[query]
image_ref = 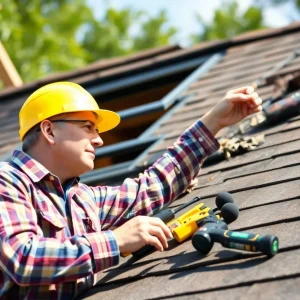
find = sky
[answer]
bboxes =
[86,0,297,46]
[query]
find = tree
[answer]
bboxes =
[0,0,93,82]
[82,8,139,61]
[0,1,177,84]
[191,1,266,43]
[133,10,177,51]
[81,8,177,63]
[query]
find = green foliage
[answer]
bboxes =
[191,1,266,43]
[0,1,177,84]
[133,10,177,51]
[82,8,138,61]
[0,0,92,82]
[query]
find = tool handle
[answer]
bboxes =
[152,209,175,223]
[212,229,279,257]
[131,245,155,258]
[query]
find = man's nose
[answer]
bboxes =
[92,134,104,147]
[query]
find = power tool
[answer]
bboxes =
[131,192,279,258]
[192,209,279,257]
[130,192,235,258]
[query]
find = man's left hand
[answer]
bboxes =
[201,86,262,136]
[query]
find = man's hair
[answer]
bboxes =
[22,124,40,153]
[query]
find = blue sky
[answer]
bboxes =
[86,0,296,46]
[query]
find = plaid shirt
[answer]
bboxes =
[0,120,219,299]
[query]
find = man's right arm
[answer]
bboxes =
[0,171,119,286]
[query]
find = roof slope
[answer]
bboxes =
[77,23,300,299]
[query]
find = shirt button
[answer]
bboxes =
[49,175,55,181]
[199,137,204,142]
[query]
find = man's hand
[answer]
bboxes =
[201,86,262,136]
[113,216,173,253]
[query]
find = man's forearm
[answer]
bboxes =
[200,110,222,137]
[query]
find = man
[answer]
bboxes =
[0,82,262,298]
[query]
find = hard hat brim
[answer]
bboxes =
[94,109,121,133]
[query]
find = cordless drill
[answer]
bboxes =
[192,209,279,257]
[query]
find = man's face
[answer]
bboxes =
[51,111,103,177]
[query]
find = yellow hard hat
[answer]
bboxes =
[19,82,120,141]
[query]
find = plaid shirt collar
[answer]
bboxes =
[11,150,51,182]
[10,150,80,184]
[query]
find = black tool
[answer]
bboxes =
[263,91,300,125]
[192,212,279,257]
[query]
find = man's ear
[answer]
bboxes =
[40,120,55,145]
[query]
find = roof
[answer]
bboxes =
[1,21,300,299]
[74,22,300,299]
